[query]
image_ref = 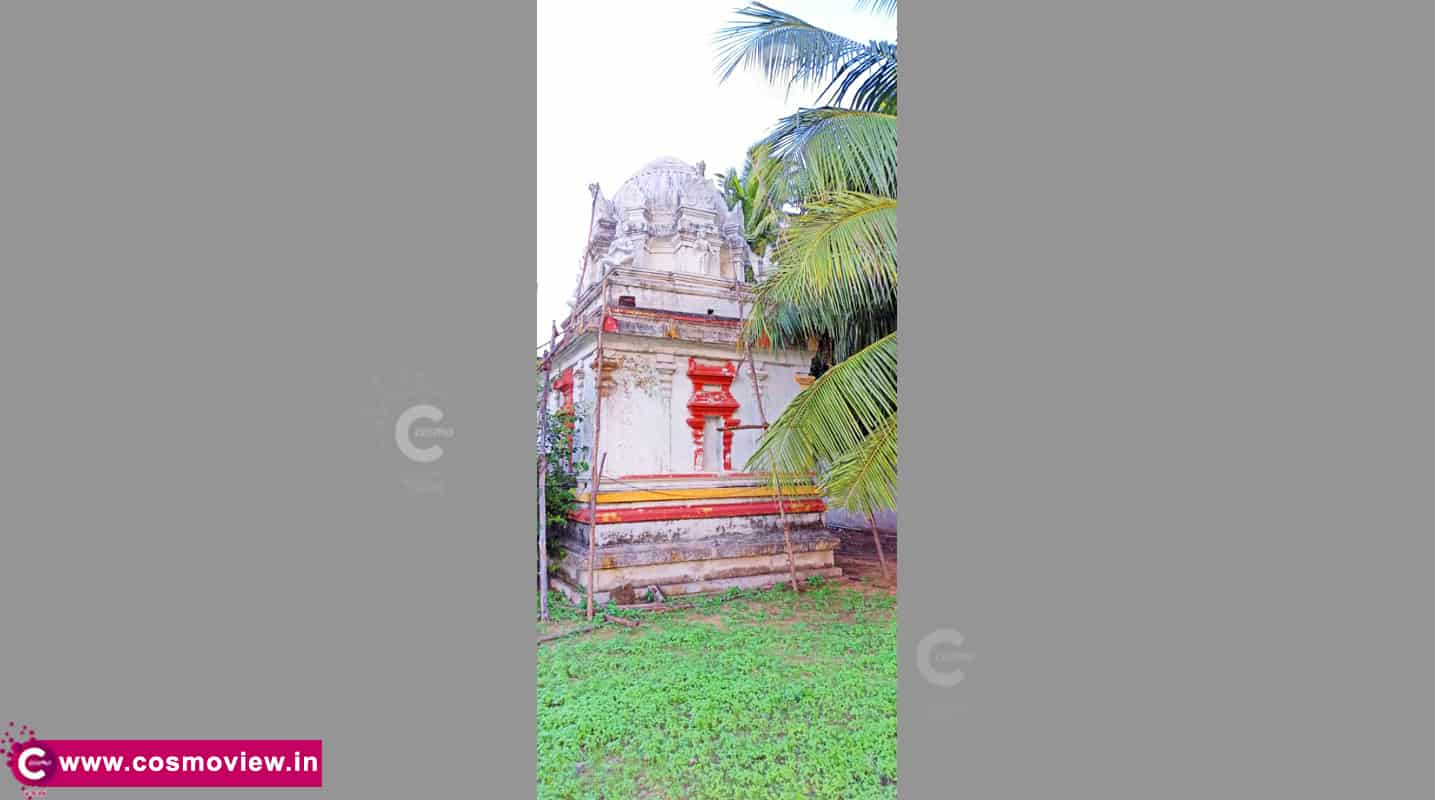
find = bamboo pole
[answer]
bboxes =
[732,271,800,595]
[585,452,606,621]
[566,182,603,327]
[582,275,613,621]
[868,510,890,581]
[537,324,558,622]
[538,623,603,645]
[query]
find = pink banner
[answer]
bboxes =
[8,740,322,788]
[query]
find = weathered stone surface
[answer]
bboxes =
[553,525,839,599]
[566,548,836,592]
[561,510,826,547]
[557,529,838,570]
[551,565,843,606]
[543,156,842,602]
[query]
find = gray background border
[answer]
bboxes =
[903,1,1433,796]
[4,1,1433,797]
[2,2,535,797]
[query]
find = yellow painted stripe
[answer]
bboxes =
[576,485,821,504]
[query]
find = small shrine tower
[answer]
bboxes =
[545,156,840,604]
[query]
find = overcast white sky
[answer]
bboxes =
[535,0,897,345]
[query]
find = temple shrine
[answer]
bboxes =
[544,156,841,604]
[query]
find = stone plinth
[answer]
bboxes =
[552,475,840,605]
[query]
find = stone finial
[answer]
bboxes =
[696,160,705,176]
[588,182,601,198]
[722,199,745,235]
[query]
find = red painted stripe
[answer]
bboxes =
[611,308,743,326]
[570,498,826,524]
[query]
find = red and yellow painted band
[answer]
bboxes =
[575,484,822,504]
[611,307,743,327]
[571,498,826,525]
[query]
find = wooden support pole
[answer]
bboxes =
[733,272,800,596]
[566,183,602,326]
[538,624,602,645]
[584,276,612,621]
[773,479,801,596]
[537,323,558,622]
[586,452,606,621]
[868,510,890,581]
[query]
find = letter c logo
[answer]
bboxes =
[916,629,972,688]
[18,745,49,781]
[396,404,444,463]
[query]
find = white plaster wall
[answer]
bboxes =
[667,358,699,472]
[642,339,809,475]
[599,269,746,318]
[578,351,597,463]
[593,348,671,478]
[549,333,812,481]
[549,347,598,468]
[726,356,808,470]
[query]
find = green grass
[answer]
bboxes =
[537,580,897,799]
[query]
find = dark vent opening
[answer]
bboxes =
[618,295,636,307]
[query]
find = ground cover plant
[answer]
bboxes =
[537,580,897,799]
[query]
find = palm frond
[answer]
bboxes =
[742,191,897,358]
[821,40,897,113]
[717,1,901,517]
[746,292,895,367]
[746,333,897,479]
[715,3,896,111]
[822,410,896,513]
[763,108,897,198]
[722,144,790,255]
[854,0,898,17]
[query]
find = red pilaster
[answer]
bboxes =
[553,367,575,412]
[686,357,741,471]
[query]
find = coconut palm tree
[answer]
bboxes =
[715,1,898,519]
[720,143,785,262]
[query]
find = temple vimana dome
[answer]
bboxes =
[575,156,765,294]
[546,156,840,605]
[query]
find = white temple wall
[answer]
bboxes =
[604,273,744,319]
[727,354,807,470]
[590,348,670,478]
[575,336,811,477]
[543,157,846,602]
[550,334,812,479]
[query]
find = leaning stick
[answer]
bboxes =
[585,452,607,621]
[584,276,612,621]
[868,510,890,581]
[732,271,800,595]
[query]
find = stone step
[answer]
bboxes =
[551,566,844,607]
[557,530,839,570]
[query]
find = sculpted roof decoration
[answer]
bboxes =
[604,157,729,221]
[575,156,760,299]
